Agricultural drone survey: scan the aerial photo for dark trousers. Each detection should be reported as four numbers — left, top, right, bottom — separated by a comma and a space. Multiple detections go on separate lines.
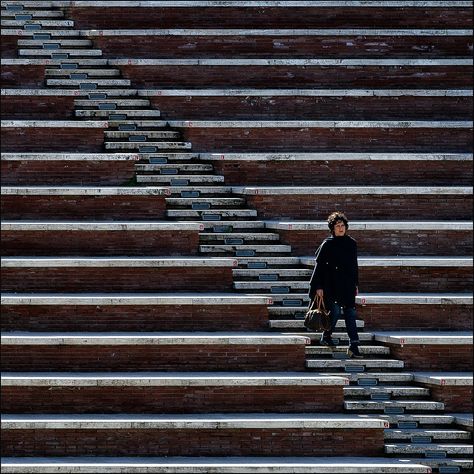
324, 303, 360, 346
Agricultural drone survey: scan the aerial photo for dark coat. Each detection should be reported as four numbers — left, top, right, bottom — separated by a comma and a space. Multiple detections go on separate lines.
308, 235, 359, 308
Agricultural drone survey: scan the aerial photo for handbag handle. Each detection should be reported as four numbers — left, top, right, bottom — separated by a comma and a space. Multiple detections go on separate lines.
309, 293, 326, 311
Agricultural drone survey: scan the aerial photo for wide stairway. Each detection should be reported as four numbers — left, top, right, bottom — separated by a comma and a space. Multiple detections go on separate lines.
1, 1, 473, 473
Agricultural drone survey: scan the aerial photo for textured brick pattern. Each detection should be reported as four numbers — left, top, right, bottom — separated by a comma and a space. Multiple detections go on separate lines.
245, 195, 472, 220
1, 96, 76, 120
430, 386, 473, 412
1, 230, 199, 257
1, 161, 136, 185
278, 229, 473, 257
1, 267, 234, 293
1, 65, 45, 88
359, 304, 473, 331
388, 344, 473, 371
1, 385, 343, 414
1, 345, 307, 372
1, 195, 167, 220
2, 427, 383, 457
1, 304, 268, 332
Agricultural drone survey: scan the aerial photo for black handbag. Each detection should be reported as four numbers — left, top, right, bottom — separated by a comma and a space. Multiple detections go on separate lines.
304, 295, 332, 331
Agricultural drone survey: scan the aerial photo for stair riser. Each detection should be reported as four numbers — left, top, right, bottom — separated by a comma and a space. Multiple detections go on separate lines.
1, 385, 344, 414
1, 267, 234, 293
1, 304, 268, 332
1, 345, 307, 372
429, 385, 473, 412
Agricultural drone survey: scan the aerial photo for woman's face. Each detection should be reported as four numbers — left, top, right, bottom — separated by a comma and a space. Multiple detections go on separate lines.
333, 221, 347, 237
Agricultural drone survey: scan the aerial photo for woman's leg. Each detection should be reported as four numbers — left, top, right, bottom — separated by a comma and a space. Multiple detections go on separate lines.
321, 303, 342, 346
344, 306, 360, 345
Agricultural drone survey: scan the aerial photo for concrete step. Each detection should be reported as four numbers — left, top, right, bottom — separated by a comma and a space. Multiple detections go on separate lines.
274, 320, 365, 330
235, 281, 308, 291
113, 142, 192, 151
233, 268, 312, 278
307, 359, 404, 370
167, 197, 244, 206
324, 372, 414, 384
307, 345, 389, 357
2, 10, 64, 18
106, 131, 178, 139
75, 98, 150, 105
345, 400, 444, 411
199, 221, 266, 231
21, 48, 102, 57
345, 386, 430, 398
169, 209, 256, 219
385, 443, 472, 455
203, 244, 291, 254
48, 69, 122, 78
384, 428, 472, 441
0, 456, 434, 473
78, 109, 161, 118
202, 232, 280, 242
140, 164, 212, 172
141, 175, 225, 185
2, 20, 74, 27
166, 186, 233, 196
46, 79, 131, 87
19, 39, 91, 47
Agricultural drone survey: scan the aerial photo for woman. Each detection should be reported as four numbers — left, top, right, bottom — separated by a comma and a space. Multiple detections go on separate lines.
308, 211, 362, 358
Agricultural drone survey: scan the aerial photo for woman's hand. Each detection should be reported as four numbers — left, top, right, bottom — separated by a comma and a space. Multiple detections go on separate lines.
316, 289, 324, 298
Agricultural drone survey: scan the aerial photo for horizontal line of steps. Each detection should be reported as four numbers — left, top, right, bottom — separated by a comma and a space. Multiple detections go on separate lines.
235, 281, 308, 290
21, 49, 102, 56
140, 164, 214, 173
169, 209, 256, 218
164, 186, 233, 195
1, 20, 74, 27
324, 372, 415, 384
233, 268, 312, 277
167, 198, 243, 206
203, 233, 281, 242
385, 443, 472, 455
345, 400, 444, 411
2, 10, 64, 18
0, 457, 434, 474
345, 386, 430, 397
48, 69, 122, 77
46, 79, 131, 87
78, 109, 161, 118
307, 359, 405, 370
199, 220, 266, 230
307, 345, 388, 356
272, 320, 365, 330
19, 40, 91, 47
75, 98, 150, 105
114, 142, 192, 151
385, 429, 471, 441
204, 244, 291, 254
107, 131, 180, 139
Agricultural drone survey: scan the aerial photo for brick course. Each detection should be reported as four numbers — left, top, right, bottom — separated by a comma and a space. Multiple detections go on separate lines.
1, 195, 167, 220
387, 344, 473, 371
1, 427, 383, 457
430, 386, 473, 412
1, 267, 234, 293
1, 96, 76, 120
1, 344, 307, 372
1, 230, 199, 256
1, 65, 45, 88
1, 304, 268, 332
1, 385, 343, 414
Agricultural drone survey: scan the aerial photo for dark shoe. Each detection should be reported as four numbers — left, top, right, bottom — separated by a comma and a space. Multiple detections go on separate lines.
320, 334, 337, 348
347, 344, 363, 359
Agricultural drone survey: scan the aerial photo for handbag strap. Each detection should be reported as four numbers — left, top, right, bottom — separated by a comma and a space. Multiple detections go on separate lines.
317, 294, 327, 312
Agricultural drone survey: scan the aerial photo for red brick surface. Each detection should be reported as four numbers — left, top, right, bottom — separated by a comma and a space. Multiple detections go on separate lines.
359, 304, 473, 331
66, 6, 472, 28
122, 65, 472, 89
210, 160, 473, 186
94, 35, 472, 59
1, 344, 307, 372
1, 230, 199, 257
1, 65, 45, 88
1, 385, 343, 414
1, 127, 106, 152
1, 195, 167, 220
1, 96, 76, 120
2, 427, 383, 457
430, 386, 473, 412
245, 195, 472, 220
1, 304, 268, 332
388, 344, 473, 371
1, 267, 234, 293
1, 160, 136, 185
278, 230, 473, 257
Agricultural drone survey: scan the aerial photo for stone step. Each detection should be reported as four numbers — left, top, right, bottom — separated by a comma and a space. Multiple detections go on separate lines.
325, 372, 415, 384
19, 39, 91, 47
203, 244, 291, 254
141, 175, 223, 185
384, 429, 471, 441
141, 165, 213, 173
20, 48, 102, 57
166, 186, 233, 195
2, 20, 74, 27
385, 443, 472, 455
307, 359, 405, 370
0, 456, 434, 473
373, 331, 473, 346
75, 98, 150, 105
199, 221, 266, 231
235, 281, 308, 291
106, 131, 179, 139
203, 232, 281, 242
169, 209, 256, 219
46, 79, 131, 87
48, 69, 122, 77
167, 197, 244, 206
112, 142, 192, 151
307, 345, 389, 356
233, 268, 312, 277
271, 320, 365, 329
78, 109, 161, 118
345, 400, 444, 411
345, 386, 430, 397
2, 10, 64, 18
379, 414, 458, 426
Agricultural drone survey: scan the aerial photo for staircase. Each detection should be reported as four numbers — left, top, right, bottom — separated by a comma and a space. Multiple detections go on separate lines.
1, 1, 473, 473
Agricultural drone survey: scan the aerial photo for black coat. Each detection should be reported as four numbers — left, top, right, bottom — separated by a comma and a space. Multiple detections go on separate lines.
308, 235, 359, 308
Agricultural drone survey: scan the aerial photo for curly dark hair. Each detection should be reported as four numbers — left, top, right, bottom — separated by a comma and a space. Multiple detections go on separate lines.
327, 211, 349, 233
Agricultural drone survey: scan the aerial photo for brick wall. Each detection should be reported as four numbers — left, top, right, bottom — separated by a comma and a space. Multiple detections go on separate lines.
1, 230, 199, 257
210, 160, 473, 186
1, 385, 343, 414
1, 160, 136, 185
1, 65, 45, 88
1, 267, 234, 293
1, 36, 20, 58
1, 195, 168, 220
1, 344, 307, 372
430, 386, 473, 412
245, 195, 472, 220
388, 344, 473, 371
1, 304, 268, 332
359, 304, 473, 331
1, 96, 76, 120
2, 427, 383, 457
66, 6, 472, 28
121, 65, 472, 89
277, 230, 473, 257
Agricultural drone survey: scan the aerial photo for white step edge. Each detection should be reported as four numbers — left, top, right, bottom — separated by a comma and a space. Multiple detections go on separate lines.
373, 331, 473, 345
0, 372, 348, 387
451, 413, 474, 429
355, 293, 473, 305
300, 256, 474, 267
1, 222, 204, 231
1, 187, 170, 196
412, 372, 473, 386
